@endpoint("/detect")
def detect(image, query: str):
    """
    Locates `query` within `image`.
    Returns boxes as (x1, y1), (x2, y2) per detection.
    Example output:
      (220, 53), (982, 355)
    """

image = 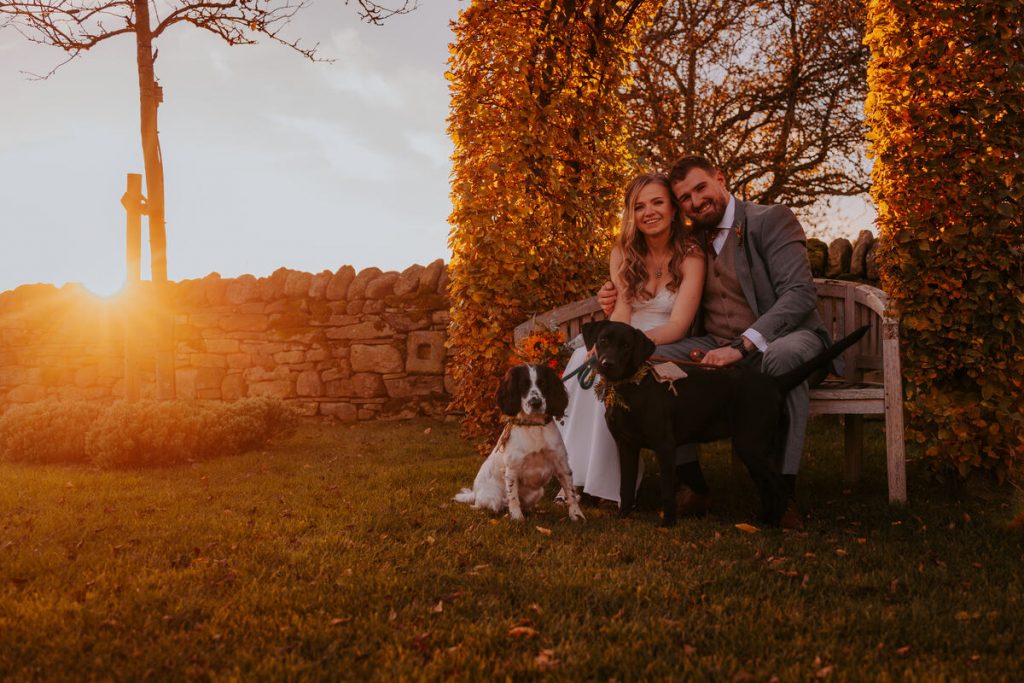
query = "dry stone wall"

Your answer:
(0, 260), (454, 422)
